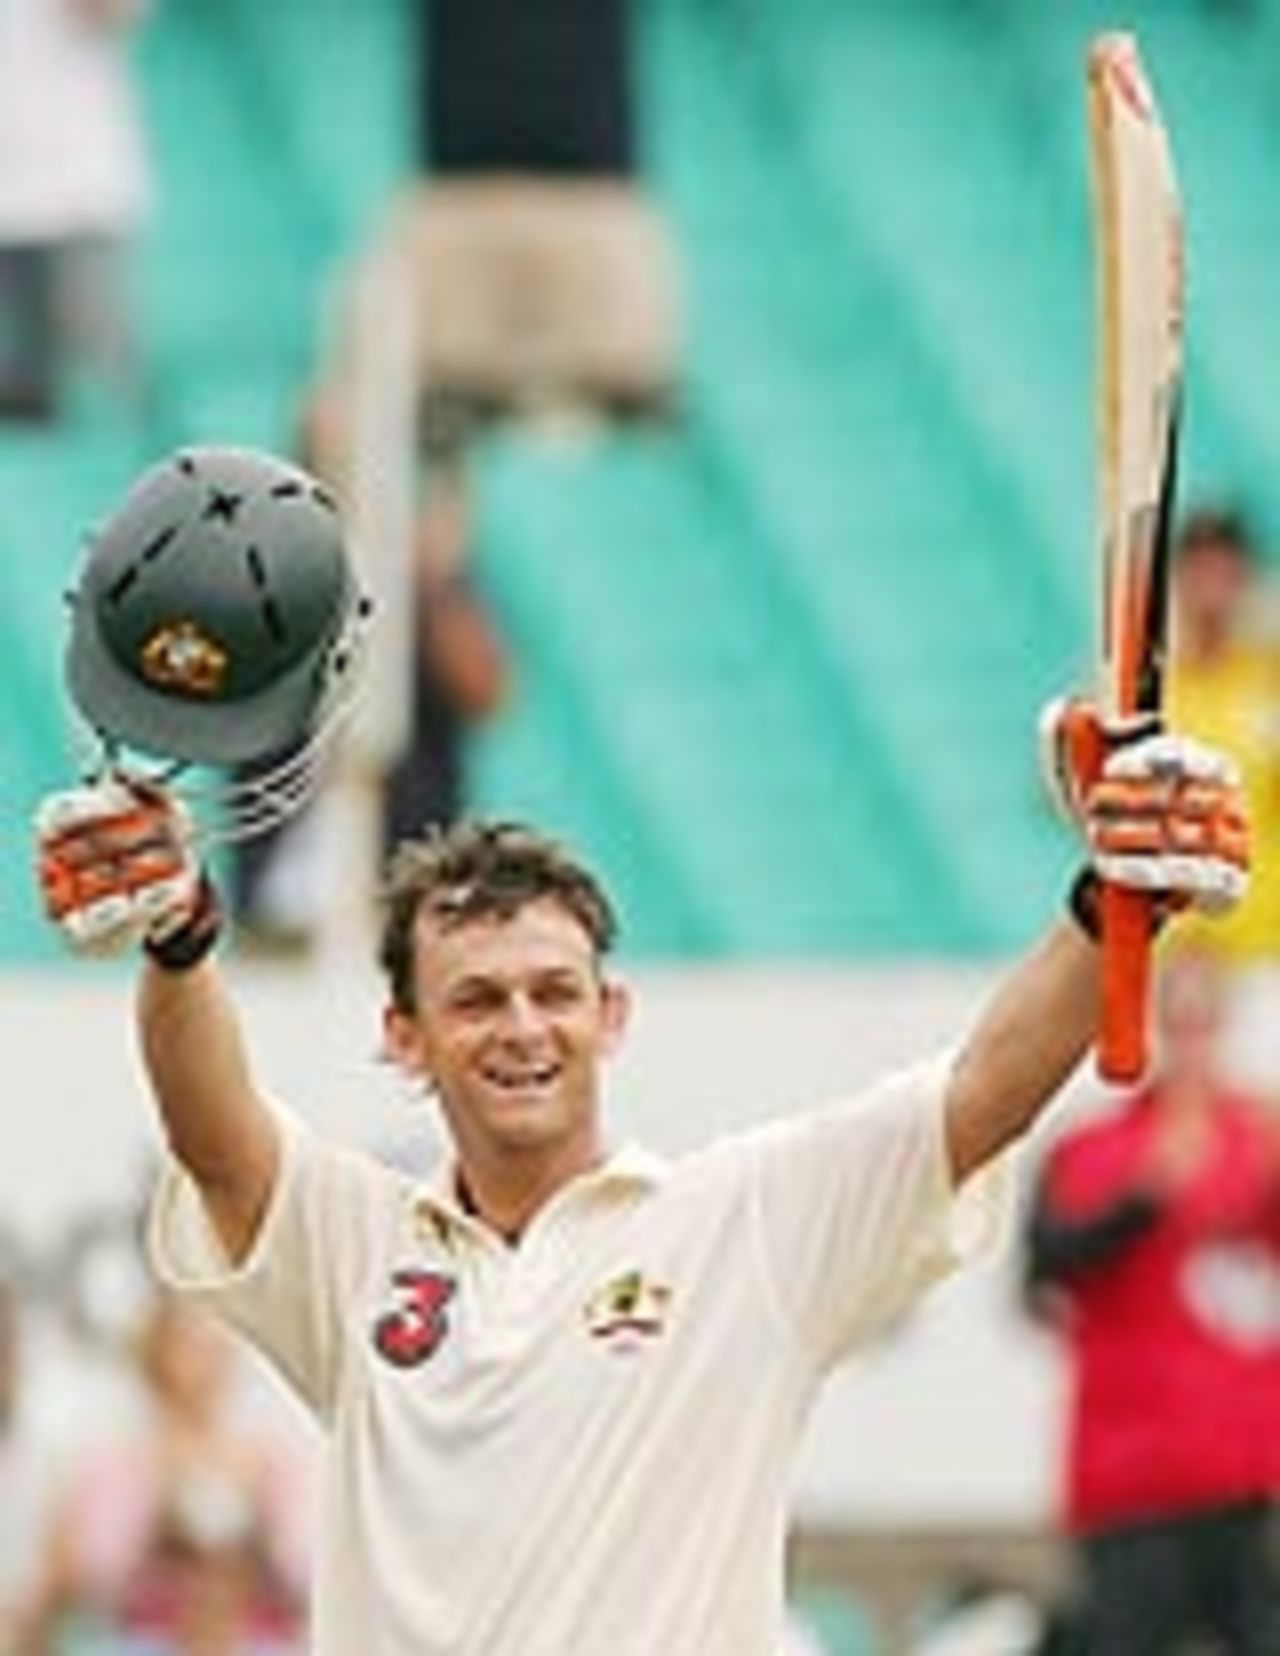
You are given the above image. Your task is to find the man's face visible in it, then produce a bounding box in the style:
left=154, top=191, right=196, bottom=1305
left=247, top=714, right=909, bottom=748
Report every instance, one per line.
left=384, top=899, right=628, bottom=1174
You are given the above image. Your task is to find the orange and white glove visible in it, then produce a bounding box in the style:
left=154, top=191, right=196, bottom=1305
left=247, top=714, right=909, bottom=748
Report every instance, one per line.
left=1040, top=696, right=1250, bottom=917
left=34, top=777, right=215, bottom=961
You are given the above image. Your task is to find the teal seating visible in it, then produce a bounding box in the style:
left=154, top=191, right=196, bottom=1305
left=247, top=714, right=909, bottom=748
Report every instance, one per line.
left=3, top=1, right=1279, bottom=960
left=0, top=424, right=147, bottom=957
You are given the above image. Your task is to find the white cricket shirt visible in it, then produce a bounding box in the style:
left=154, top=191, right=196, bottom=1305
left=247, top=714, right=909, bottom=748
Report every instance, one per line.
left=150, top=1056, right=1007, bottom=1656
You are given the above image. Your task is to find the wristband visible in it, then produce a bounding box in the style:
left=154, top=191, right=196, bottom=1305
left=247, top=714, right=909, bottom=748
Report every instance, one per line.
left=1066, top=866, right=1173, bottom=944
left=143, top=874, right=223, bottom=972
left=1067, top=866, right=1103, bottom=942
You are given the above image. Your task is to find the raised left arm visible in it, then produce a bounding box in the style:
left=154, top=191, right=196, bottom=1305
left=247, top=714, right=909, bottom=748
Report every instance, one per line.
left=944, top=703, right=1251, bottom=1185
left=944, top=918, right=1097, bottom=1185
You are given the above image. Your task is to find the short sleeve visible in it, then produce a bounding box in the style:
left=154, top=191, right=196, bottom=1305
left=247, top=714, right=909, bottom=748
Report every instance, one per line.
left=147, top=1110, right=404, bottom=1423
left=749, top=1054, right=1012, bottom=1368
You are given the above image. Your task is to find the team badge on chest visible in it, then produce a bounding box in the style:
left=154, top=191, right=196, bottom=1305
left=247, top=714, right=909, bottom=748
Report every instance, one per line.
left=584, top=1269, right=673, bottom=1355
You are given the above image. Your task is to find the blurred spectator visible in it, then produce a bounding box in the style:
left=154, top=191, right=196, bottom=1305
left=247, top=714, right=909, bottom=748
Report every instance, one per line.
left=405, top=0, right=680, bottom=429
left=0, top=0, right=153, bottom=421
left=230, top=425, right=510, bottom=952
left=22, top=1293, right=309, bottom=1655
left=1024, top=953, right=1280, bottom=1655
left=307, top=0, right=681, bottom=520
left=1167, top=506, right=1280, bottom=964
left=238, top=0, right=674, bottom=945
left=380, top=455, right=510, bottom=858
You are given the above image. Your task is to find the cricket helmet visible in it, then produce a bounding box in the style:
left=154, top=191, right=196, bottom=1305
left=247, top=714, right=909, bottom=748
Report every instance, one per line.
left=66, top=446, right=371, bottom=771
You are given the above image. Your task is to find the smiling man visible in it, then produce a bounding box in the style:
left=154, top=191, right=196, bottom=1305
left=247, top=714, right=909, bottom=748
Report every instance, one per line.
left=35, top=745, right=1248, bottom=1656
left=377, top=835, right=629, bottom=1239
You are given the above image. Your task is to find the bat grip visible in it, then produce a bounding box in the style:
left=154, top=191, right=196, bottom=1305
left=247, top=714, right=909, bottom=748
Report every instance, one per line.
left=1098, top=883, right=1154, bottom=1083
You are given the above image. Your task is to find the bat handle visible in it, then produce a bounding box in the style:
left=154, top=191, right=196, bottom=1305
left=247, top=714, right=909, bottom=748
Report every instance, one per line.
left=1098, top=882, right=1154, bottom=1083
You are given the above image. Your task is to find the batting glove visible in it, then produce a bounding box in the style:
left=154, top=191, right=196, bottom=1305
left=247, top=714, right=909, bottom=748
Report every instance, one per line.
left=34, top=777, right=217, bottom=961
left=1040, top=696, right=1250, bottom=915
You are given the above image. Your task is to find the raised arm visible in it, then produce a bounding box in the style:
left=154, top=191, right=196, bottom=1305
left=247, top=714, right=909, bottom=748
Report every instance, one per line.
left=945, top=704, right=1251, bottom=1186
left=945, top=917, right=1097, bottom=1184
left=37, top=780, right=278, bottom=1264
left=138, top=956, right=280, bottom=1262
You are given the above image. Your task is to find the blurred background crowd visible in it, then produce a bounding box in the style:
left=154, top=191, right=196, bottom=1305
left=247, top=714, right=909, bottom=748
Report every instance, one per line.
left=6, top=0, right=1280, bottom=1652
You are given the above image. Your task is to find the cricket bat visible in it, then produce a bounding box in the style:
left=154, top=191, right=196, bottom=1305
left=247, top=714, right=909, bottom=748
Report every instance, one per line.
left=1087, top=33, right=1184, bottom=1083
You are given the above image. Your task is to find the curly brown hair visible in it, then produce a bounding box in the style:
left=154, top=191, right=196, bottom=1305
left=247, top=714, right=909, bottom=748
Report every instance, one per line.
left=378, top=820, right=618, bottom=1013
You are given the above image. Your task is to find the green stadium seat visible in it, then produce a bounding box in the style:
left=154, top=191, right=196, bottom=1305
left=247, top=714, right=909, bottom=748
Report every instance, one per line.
left=4, top=0, right=1277, bottom=960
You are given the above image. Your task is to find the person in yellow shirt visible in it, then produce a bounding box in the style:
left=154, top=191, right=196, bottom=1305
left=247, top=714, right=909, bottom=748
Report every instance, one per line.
left=1167, top=508, right=1280, bottom=962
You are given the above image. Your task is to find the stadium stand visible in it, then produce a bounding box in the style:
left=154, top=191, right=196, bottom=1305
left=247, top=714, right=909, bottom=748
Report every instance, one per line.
left=3, top=0, right=1279, bottom=960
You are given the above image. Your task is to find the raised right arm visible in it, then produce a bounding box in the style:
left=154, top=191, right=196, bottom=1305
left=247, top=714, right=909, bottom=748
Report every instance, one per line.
left=138, top=956, right=280, bottom=1264
left=37, top=780, right=279, bottom=1265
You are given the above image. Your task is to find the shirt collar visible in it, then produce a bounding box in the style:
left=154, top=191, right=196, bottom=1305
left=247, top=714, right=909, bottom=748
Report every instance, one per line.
left=414, top=1142, right=670, bottom=1236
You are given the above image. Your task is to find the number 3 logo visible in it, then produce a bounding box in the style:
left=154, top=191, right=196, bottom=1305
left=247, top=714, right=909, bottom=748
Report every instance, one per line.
left=373, top=1268, right=457, bottom=1368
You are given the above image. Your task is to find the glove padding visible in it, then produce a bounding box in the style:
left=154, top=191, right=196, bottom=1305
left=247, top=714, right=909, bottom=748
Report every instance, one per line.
left=1041, top=697, right=1250, bottom=915
left=35, top=778, right=202, bottom=956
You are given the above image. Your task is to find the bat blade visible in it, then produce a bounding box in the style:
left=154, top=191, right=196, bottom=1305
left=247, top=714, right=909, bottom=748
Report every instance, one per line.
left=1087, top=33, right=1184, bottom=1083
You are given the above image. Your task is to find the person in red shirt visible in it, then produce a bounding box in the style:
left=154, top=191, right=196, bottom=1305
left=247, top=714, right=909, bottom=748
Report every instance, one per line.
left=1026, top=952, right=1280, bottom=1655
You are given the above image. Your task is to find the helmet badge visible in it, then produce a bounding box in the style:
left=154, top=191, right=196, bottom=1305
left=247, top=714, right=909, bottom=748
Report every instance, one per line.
left=138, top=620, right=229, bottom=697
